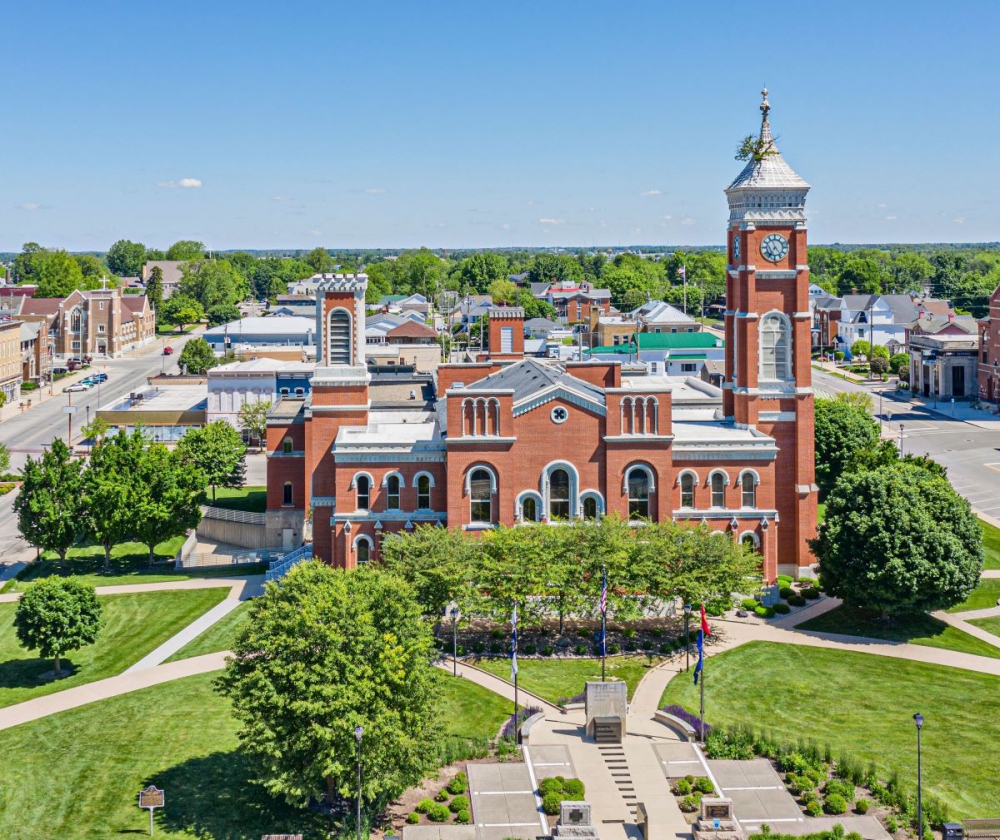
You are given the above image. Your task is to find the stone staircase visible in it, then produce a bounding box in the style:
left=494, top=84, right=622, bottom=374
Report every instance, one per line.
left=598, top=742, right=638, bottom=817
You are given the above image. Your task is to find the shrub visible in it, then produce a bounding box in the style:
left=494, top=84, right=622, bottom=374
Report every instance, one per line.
left=659, top=642, right=672, bottom=654
left=574, top=645, right=587, bottom=656
left=680, top=795, right=701, bottom=813
left=824, top=779, right=854, bottom=801
left=435, top=790, right=449, bottom=802
left=805, top=800, right=823, bottom=817
left=455, top=809, right=471, bottom=824
left=490, top=628, right=504, bottom=640
left=541, top=645, right=555, bottom=656
left=407, top=813, right=420, bottom=824
left=773, top=603, right=791, bottom=614
left=803, top=587, right=821, bottom=600
left=449, top=795, right=469, bottom=813
left=754, top=605, right=776, bottom=618
left=542, top=792, right=562, bottom=815
left=694, top=777, right=715, bottom=794
left=675, top=778, right=693, bottom=795
left=563, top=779, right=585, bottom=799
left=801, top=791, right=819, bottom=807
left=427, top=803, right=450, bottom=822
left=472, top=641, right=486, bottom=654
left=623, top=628, right=637, bottom=638
left=523, top=642, right=538, bottom=655
left=787, top=594, right=806, bottom=607
left=741, top=598, right=759, bottom=610
left=456, top=645, right=466, bottom=656
left=577, top=629, right=589, bottom=638
left=779, top=587, right=794, bottom=599
left=489, top=642, right=503, bottom=654
left=416, top=798, right=435, bottom=814
left=448, top=772, right=468, bottom=794
left=625, top=641, right=637, bottom=652
left=824, top=794, right=848, bottom=815
left=651, top=628, right=663, bottom=637
left=641, top=639, right=653, bottom=650
left=607, top=643, right=620, bottom=654
left=855, top=798, right=870, bottom=814
left=886, top=817, right=898, bottom=833
left=539, top=777, right=564, bottom=797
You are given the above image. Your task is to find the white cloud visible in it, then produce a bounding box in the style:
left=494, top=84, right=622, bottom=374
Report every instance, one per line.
left=18, top=203, right=40, bottom=211
left=525, top=199, right=537, bottom=206
left=309, top=229, right=323, bottom=236
left=662, top=214, right=673, bottom=221
left=681, top=217, right=696, bottom=226
left=539, top=218, right=564, bottom=225
left=436, top=222, right=447, bottom=228
left=362, top=188, right=387, bottom=194
left=885, top=215, right=897, bottom=221
left=639, top=189, right=662, bottom=197
left=953, top=217, right=966, bottom=224
left=500, top=223, right=511, bottom=231
left=179, top=178, right=202, bottom=188
left=272, top=195, right=294, bottom=202
left=877, top=203, right=887, bottom=210
left=155, top=181, right=176, bottom=188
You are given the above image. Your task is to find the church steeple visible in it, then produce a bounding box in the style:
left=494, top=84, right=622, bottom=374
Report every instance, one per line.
left=758, top=87, right=774, bottom=152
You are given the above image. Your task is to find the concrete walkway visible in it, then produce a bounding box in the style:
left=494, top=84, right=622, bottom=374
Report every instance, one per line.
left=434, top=660, right=561, bottom=716
left=0, top=574, right=263, bottom=603
left=0, top=652, right=226, bottom=732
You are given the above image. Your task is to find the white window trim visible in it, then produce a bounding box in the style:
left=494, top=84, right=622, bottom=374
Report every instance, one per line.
left=381, top=470, right=406, bottom=488
left=464, top=464, right=498, bottom=495
left=515, top=490, right=544, bottom=522
left=622, top=463, right=656, bottom=494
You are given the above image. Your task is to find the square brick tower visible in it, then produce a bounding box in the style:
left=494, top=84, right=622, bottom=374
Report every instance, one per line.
left=723, top=89, right=817, bottom=576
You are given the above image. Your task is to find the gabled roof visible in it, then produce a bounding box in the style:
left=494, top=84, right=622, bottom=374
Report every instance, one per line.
left=121, top=295, right=150, bottom=314
left=908, top=316, right=978, bottom=336
left=462, top=358, right=606, bottom=412
left=529, top=282, right=551, bottom=297
left=386, top=320, right=437, bottom=339
left=630, top=300, right=697, bottom=324
left=18, top=298, right=63, bottom=316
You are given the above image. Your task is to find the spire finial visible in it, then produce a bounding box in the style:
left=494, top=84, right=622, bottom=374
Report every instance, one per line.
left=758, top=86, right=774, bottom=149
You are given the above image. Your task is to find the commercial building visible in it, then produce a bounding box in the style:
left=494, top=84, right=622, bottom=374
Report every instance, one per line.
left=0, top=320, right=22, bottom=404
left=979, top=283, right=1000, bottom=403
left=202, top=316, right=317, bottom=360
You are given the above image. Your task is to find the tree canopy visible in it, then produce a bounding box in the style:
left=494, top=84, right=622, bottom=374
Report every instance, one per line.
left=15, top=578, right=104, bottom=675
left=106, top=239, right=147, bottom=277
left=814, top=395, right=881, bottom=497
left=165, top=240, right=205, bottom=261
left=14, top=438, right=83, bottom=564
left=175, top=420, right=247, bottom=500
left=178, top=337, right=218, bottom=374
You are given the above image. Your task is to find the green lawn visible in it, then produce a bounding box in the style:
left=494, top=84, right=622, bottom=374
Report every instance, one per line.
left=0, top=589, right=227, bottom=708
left=797, top=605, right=1000, bottom=659
left=817, top=502, right=826, bottom=524
left=207, top=485, right=267, bottom=513
left=165, top=602, right=252, bottom=663
left=980, top=518, right=1000, bottom=570
left=0, top=666, right=516, bottom=838
left=472, top=655, right=662, bottom=704
left=660, top=641, right=1000, bottom=818
left=969, top=616, right=1000, bottom=639
left=946, top=579, right=1000, bottom=613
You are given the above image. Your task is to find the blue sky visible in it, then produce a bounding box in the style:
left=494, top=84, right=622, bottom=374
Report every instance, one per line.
left=3, top=1, right=999, bottom=251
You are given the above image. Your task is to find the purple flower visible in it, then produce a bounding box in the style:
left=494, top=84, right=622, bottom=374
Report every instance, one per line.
left=660, top=704, right=712, bottom=738
left=501, top=706, right=543, bottom=739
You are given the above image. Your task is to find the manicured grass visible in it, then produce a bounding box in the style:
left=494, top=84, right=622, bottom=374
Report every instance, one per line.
left=0, top=588, right=227, bottom=708
left=472, top=655, right=662, bottom=704
left=208, top=485, right=267, bottom=513
left=946, top=579, right=1000, bottom=613
left=981, top=518, right=1000, bottom=570
left=435, top=670, right=516, bottom=739
left=817, top=502, right=826, bottom=524
left=797, top=605, right=1000, bottom=659
left=969, top=616, right=1000, bottom=639
left=660, top=641, right=1000, bottom=818
left=165, top=601, right=252, bottom=663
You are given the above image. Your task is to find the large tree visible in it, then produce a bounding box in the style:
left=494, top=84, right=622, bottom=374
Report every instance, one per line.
left=36, top=250, right=84, bottom=298
left=812, top=462, right=983, bottom=616
left=178, top=259, right=245, bottom=309
left=158, top=294, right=205, bottom=330
left=217, top=563, right=438, bottom=813
left=133, top=443, right=205, bottom=566
left=175, top=420, right=246, bottom=501
left=454, top=252, right=510, bottom=294
left=106, top=239, right=147, bottom=277
left=15, top=578, right=104, bottom=676
left=14, top=439, right=84, bottom=565
left=305, top=246, right=335, bottom=274
left=178, top=337, right=219, bottom=374
left=81, top=430, right=145, bottom=572
left=165, top=240, right=206, bottom=261
left=814, top=395, right=881, bottom=497
left=145, top=265, right=164, bottom=314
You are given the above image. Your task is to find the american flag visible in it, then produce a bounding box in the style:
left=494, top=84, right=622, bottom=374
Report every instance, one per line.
left=678, top=265, right=686, bottom=278
left=600, top=567, right=607, bottom=615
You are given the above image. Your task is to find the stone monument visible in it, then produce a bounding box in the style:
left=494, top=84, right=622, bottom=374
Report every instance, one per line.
left=585, top=681, right=627, bottom=742
left=692, top=798, right=744, bottom=840
left=552, top=801, right=599, bottom=840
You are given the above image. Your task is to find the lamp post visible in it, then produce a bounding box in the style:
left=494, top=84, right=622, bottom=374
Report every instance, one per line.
left=914, top=713, right=924, bottom=840
left=683, top=604, right=692, bottom=671
left=900, top=423, right=906, bottom=456
left=450, top=606, right=460, bottom=677
left=354, top=725, right=364, bottom=840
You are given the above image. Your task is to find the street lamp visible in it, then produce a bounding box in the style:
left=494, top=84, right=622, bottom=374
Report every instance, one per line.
left=683, top=604, right=692, bottom=671
left=450, top=606, right=460, bottom=677
left=899, top=423, right=906, bottom=456
left=355, top=725, right=364, bottom=840
left=914, top=713, right=924, bottom=840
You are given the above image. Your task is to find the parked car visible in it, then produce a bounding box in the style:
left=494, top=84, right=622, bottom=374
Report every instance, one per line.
left=163, top=346, right=174, bottom=356
left=67, top=359, right=84, bottom=371
left=90, top=373, right=108, bottom=383
left=64, top=382, right=93, bottom=392
left=52, top=366, right=69, bottom=376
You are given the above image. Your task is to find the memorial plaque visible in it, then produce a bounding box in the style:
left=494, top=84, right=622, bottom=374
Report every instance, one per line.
left=138, top=786, right=165, bottom=809
left=585, top=681, right=627, bottom=741
left=704, top=803, right=731, bottom=821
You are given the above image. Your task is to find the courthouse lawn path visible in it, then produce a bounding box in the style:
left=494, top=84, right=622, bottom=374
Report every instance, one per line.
left=164, top=601, right=252, bottom=663
left=0, top=667, right=515, bottom=839
left=0, top=589, right=227, bottom=708
left=472, top=655, right=663, bottom=704
left=946, top=579, right=1000, bottom=613
left=660, top=640, right=1000, bottom=819
left=796, top=605, right=1000, bottom=659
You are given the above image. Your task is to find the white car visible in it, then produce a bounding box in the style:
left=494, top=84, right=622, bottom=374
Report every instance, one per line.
left=64, top=382, right=93, bottom=392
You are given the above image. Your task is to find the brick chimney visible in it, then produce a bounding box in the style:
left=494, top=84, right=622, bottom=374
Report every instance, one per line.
left=488, top=306, right=525, bottom=361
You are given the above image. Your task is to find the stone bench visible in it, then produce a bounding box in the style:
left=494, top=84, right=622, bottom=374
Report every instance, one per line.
left=519, top=711, right=546, bottom=745
left=654, top=710, right=697, bottom=741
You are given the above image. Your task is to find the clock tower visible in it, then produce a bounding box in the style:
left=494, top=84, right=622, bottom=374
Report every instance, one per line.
left=724, top=89, right=817, bottom=577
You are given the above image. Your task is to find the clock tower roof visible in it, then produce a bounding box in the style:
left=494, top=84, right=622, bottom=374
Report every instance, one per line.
left=726, top=88, right=809, bottom=193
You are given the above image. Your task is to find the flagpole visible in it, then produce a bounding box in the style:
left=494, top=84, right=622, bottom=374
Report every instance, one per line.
left=601, top=565, right=607, bottom=682
left=682, top=264, right=687, bottom=316
left=512, top=603, right=519, bottom=720
left=699, top=650, right=706, bottom=744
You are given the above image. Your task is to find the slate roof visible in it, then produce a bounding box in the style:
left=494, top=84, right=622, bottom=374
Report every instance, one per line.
left=463, top=358, right=606, bottom=406
left=529, top=282, right=551, bottom=297
left=908, top=316, right=978, bottom=336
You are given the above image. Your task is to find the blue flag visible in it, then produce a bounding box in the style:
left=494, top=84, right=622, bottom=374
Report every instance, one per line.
left=693, top=629, right=704, bottom=685
left=510, top=604, right=518, bottom=681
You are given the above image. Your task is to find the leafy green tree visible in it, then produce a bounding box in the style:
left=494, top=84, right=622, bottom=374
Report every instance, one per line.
left=179, top=259, right=244, bottom=309
left=133, top=443, right=204, bottom=566
left=838, top=257, right=883, bottom=295
left=175, top=420, right=246, bottom=501
left=454, top=253, right=510, bottom=294
left=12, top=242, right=46, bottom=285
left=380, top=525, right=476, bottom=617
left=871, top=345, right=890, bottom=360
left=73, top=254, right=117, bottom=288
left=14, top=438, right=84, bottom=564
left=14, top=578, right=103, bottom=676
left=812, top=462, right=983, bottom=616
left=107, top=239, right=147, bottom=277
left=528, top=254, right=583, bottom=287
left=81, top=416, right=111, bottom=445
left=487, top=278, right=518, bottom=305
left=237, top=400, right=271, bottom=449
left=305, top=246, right=335, bottom=274
left=145, top=266, right=164, bottom=314
left=207, top=303, right=241, bottom=326
left=870, top=355, right=890, bottom=377
left=471, top=526, right=549, bottom=625
left=850, top=340, right=871, bottom=360
left=158, top=294, right=204, bottom=330
left=217, top=563, right=438, bottom=812
left=165, top=240, right=205, bottom=261
left=36, top=250, right=85, bottom=298
left=814, top=396, right=881, bottom=497
left=145, top=248, right=166, bottom=261
left=0, top=441, right=9, bottom=473
left=178, top=337, right=219, bottom=374
left=889, top=353, right=910, bottom=376
left=82, top=430, right=146, bottom=572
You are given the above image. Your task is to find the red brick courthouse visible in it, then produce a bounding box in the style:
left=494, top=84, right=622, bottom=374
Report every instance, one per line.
left=265, top=91, right=818, bottom=581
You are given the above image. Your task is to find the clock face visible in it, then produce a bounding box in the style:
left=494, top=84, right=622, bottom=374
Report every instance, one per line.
left=760, top=233, right=789, bottom=263
left=732, top=233, right=740, bottom=263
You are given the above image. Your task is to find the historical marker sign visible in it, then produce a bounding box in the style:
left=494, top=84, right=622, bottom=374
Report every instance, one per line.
left=138, top=786, right=165, bottom=836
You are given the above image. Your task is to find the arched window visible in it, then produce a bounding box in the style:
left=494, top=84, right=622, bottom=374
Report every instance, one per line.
left=70, top=307, right=82, bottom=333
left=548, top=468, right=571, bottom=520
left=327, top=309, right=352, bottom=365
left=740, top=533, right=760, bottom=553
left=680, top=473, right=696, bottom=508
left=741, top=473, right=757, bottom=508
left=627, top=467, right=650, bottom=519
left=523, top=496, right=538, bottom=522
left=355, top=536, right=372, bottom=564
left=417, top=474, right=431, bottom=509
left=282, top=482, right=293, bottom=506
left=710, top=473, right=726, bottom=508
left=386, top=475, right=401, bottom=510
left=356, top=475, right=371, bottom=510
left=470, top=468, right=493, bottom=523
left=583, top=496, right=598, bottom=520
left=282, top=437, right=293, bottom=454
left=760, top=312, right=792, bottom=380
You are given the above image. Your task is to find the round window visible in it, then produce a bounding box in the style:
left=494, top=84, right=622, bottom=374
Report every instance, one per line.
left=551, top=406, right=569, bottom=424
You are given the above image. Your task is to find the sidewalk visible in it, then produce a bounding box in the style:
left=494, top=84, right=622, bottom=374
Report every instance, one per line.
left=0, top=574, right=264, bottom=603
